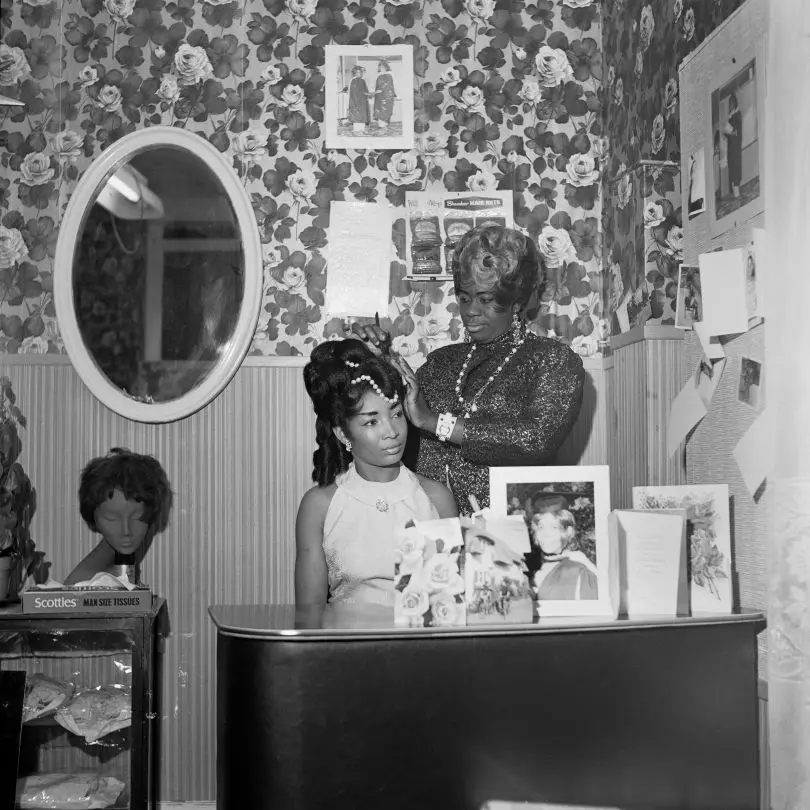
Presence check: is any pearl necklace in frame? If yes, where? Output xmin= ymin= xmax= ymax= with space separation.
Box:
xmin=454 ymin=333 xmax=526 ymax=418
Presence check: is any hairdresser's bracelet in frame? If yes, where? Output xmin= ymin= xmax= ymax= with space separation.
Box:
xmin=436 ymin=412 xmax=457 ymax=443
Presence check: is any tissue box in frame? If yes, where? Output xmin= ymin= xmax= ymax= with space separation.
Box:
xmin=394 ymin=518 xmax=466 ymax=627
xmin=22 ymin=587 xmax=152 ymax=615
xmin=463 ymin=514 xmax=534 ymax=624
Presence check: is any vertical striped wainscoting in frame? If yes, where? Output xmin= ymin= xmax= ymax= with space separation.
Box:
xmin=1 ymin=353 xmax=609 ymax=802
xmin=609 ymin=328 xmax=689 ymax=508
xmin=0 ymin=357 xmax=314 ymax=802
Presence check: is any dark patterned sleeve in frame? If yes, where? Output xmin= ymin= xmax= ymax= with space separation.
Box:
xmin=461 ymin=342 xmax=585 ymax=467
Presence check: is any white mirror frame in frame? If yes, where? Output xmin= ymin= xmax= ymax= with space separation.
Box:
xmin=55 ymin=126 xmax=262 ymax=423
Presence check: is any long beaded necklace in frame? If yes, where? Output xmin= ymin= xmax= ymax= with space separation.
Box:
xmin=454 ymin=332 xmax=527 ymax=418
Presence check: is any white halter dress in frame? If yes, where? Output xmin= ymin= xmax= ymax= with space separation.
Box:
xmin=323 ymin=463 xmax=439 ymax=605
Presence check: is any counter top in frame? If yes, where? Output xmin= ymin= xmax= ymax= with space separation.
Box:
xmin=208 ymin=603 xmax=766 ymax=641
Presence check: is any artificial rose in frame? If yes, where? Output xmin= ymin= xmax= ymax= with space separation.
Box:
xmin=395 ymin=530 xmax=426 ymax=573
xmin=634 ymin=51 xmax=643 ymax=77
xmin=52 ymin=129 xmax=84 ymax=162
xmin=537 ymin=225 xmax=577 ymax=269
xmin=683 ymin=7 xmax=695 ymax=40
xmin=639 ymin=5 xmax=655 ymax=51
xmin=616 ymin=167 xmax=632 ymax=210
xmin=398 ymin=585 xmax=429 ymax=617
xmin=673 ymin=0 xmax=683 ymax=21
xmin=387 ymin=151 xmax=422 ymax=186
xmin=78 ymin=66 xmax=98 ymax=88
xmin=287 ymin=0 xmax=317 ymax=15
xmin=465 ymin=0 xmax=495 ymax=23
xmin=21 ymin=336 xmax=48 ymax=354
xmin=95 ymin=84 xmax=122 ymax=112
xmin=572 ymin=334 xmax=598 ymax=357
xmin=234 ymin=129 xmax=268 ymax=161
xmin=260 ymin=65 xmax=283 ymax=85
xmin=279 ymin=83 xmax=305 ymax=111
xmin=156 ymin=76 xmax=180 ymax=103
xmin=613 ymin=77 xmax=624 ymax=107
xmin=566 ymin=153 xmax=600 ymax=187
xmin=460 ymin=85 xmax=485 ymax=114
xmin=429 ymin=592 xmax=462 ymax=626
xmin=466 ymin=170 xmax=498 ymax=192
xmin=535 ymin=46 xmax=574 ymax=88
xmin=287 ymin=170 xmax=316 ymax=199
xmin=279 ymin=266 xmax=307 ymax=293
xmin=0 ymin=227 xmax=28 ymax=269
xmin=104 ymin=0 xmax=135 ymax=23
xmin=416 ymin=311 xmax=452 ymax=351
xmin=650 ymin=113 xmax=666 ymax=154
xmin=665 ymin=225 xmax=684 ymax=256
xmin=20 ymin=152 xmax=54 ymax=185
xmin=439 ymin=67 xmax=462 ymax=87
xmin=513 ymin=46 xmax=527 ymax=61
xmin=423 ymin=553 xmax=464 ymax=594
xmin=391 ymin=334 xmax=423 ymax=364
xmin=174 ymin=43 xmax=213 ymax=86
xmin=0 ymin=46 xmax=30 ymax=84
xmin=643 ymin=201 xmax=665 ymax=228
xmin=417 ymin=133 xmax=447 ymax=159
xmin=518 ymin=76 xmax=542 ymax=104
xmin=664 ymin=78 xmax=678 ymax=117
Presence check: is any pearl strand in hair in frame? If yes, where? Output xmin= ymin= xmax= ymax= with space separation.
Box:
xmin=350 ymin=375 xmax=400 ymax=406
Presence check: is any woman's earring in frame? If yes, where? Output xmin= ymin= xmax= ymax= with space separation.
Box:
xmin=464 ymin=327 xmax=471 ymax=343
xmin=344 ymin=440 xmax=352 ymax=453
xmin=512 ymin=311 xmax=523 ymax=343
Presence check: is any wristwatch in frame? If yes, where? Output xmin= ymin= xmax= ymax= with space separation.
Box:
xmin=436 ymin=412 xmax=457 ymax=443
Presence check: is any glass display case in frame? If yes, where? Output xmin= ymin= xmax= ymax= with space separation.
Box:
xmin=0 ymin=598 xmax=165 ymax=810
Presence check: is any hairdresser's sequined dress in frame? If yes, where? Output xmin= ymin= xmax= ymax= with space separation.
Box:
xmin=415 ymin=331 xmax=584 ymax=515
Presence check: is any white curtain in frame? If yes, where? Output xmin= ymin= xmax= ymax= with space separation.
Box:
xmin=765 ymin=3 xmax=810 ymax=809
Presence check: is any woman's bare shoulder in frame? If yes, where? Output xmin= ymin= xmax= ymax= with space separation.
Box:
xmin=417 ymin=474 xmax=458 ymax=518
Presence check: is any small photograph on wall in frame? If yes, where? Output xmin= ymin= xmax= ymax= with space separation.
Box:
xmin=325 ymin=45 xmax=414 ymax=150
xmin=738 ymin=356 xmax=764 ymax=412
xmin=709 ymin=56 xmax=763 ymax=237
xmin=687 ymin=148 xmax=706 ymax=219
xmin=674 ymin=264 xmax=702 ymax=329
xmin=489 ymin=465 xmax=613 ymax=617
xmin=744 ymin=244 xmax=761 ymax=325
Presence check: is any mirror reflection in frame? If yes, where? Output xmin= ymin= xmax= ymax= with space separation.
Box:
xmin=73 ymin=146 xmax=244 ymax=404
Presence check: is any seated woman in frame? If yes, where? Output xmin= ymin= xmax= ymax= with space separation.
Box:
xmin=295 ymin=339 xmax=457 ymax=608
xmin=528 ymin=496 xmax=597 ymax=601
xmin=65 ymin=448 xmax=173 ymax=586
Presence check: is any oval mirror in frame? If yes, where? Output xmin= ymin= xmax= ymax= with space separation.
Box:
xmin=55 ymin=127 xmax=262 ymax=423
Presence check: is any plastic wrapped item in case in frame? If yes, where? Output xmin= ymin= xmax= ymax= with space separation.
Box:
xmin=16 ymin=773 xmax=125 ymax=809
xmin=55 ymin=685 xmax=132 ymax=744
xmin=23 ymin=674 xmax=75 ymax=724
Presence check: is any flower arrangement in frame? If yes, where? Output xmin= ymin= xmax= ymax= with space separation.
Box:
xmin=394 ymin=518 xmax=465 ymax=628
xmin=0 ymin=376 xmax=45 ymax=599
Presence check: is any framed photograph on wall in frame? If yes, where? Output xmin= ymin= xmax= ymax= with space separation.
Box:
xmin=706 ymin=44 xmax=766 ymax=238
xmin=674 ymin=263 xmax=702 ymax=329
xmin=324 ymin=45 xmax=414 ymax=150
xmin=489 ymin=465 xmax=613 ymax=617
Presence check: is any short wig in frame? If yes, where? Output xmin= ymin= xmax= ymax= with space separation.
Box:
xmin=79 ymin=447 xmax=173 ymax=534
xmin=450 ymin=225 xmax=543 ymax=312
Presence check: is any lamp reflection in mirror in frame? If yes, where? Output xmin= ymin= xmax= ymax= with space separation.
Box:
xmin=54 ymin=126 xmax=262 ymax=424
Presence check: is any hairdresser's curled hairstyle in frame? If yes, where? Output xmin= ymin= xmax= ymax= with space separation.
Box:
xmin=450 ymin=225 xmax=543 ymax=313
xmin=80 ymin=447 xmax=173 ymax=534
xmin=303 ymin=339 xmax=405 ymax=487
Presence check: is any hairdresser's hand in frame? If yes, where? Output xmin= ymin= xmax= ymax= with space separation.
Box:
xmin=389 ymin=354 xmax=436 ymax=433
xmin=351 ymin=322 xmax=390 ymax=355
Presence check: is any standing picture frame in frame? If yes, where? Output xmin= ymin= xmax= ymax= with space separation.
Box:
xmin=489 ymin=465 xmax=613 ymax=617
xmin=324 ymin=45 xmax=414 ymax=150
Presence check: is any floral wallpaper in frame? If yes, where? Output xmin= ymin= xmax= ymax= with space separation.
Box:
xmin=601 ymin=0 xmax=744 ymax=333
xmin=0 ymin=0 xmax=605 ymax=363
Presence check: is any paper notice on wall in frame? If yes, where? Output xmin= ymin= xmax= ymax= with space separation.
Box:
xmin=698 ymin=249 xmax=749 ymax=337
xmin=733 ymin=409 xmax=774 ymax=497
xmin=667 ymin=375 xmax=708 ymax=458
xmin=326 ymin=201 xmax=392 ymax=317
xmin=694 ymin=321 xmax=725 ymax=360
xmin=404 ymin=191 xmax=513 ymax=279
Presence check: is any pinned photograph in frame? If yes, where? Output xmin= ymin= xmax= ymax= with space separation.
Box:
xmin=744 ymin=244 xmax=760 ymax=324
xmin=687 ymin=148 xmax=706 ymax=219
xmin=325 ymin=45 xmax=414 ymax=150
xmin=709 ymin=55 xmax=764 ymax=236
xmin=738 ymin=356 xmax=764 ymax=412
xmin=674 ymin=264 xmax=702 ymax=329
xmin=694 ymin=356 xmax=725 ymax=408
xmin=490 ymin=466 xmax=613 ymax=617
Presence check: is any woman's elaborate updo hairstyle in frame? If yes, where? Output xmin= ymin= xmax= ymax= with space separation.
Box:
xmin=450 ymin=225 xmax=543 ymax=313
xmin=303 ymin=338 xmax=406 ymax=486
